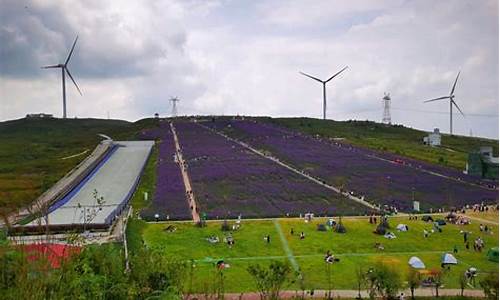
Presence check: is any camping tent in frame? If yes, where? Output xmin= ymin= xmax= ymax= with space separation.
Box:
xmin=441 ymin=253 xmax=458 ymax=265
xmin=421 ymin=215 xmax=434 ymax=222
xmin=435 ymin=219 xmax=446 ymax=226
xmin=396 ymin=224 xmax=408 ymax=231
xmin=487 ymin=248 xmax=499 ymax=262
xmin=408 ymin=256 xmax=425 ymax=269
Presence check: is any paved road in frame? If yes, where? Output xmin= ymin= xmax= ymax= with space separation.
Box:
xmin=188 ymin=288 xmax=484 ymax=299
xmin=171 ymin=123 xmax=200 ymax=222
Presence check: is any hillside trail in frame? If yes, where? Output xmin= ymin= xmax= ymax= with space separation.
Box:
xmin=170 ymin=122 xmax=200 ymax=223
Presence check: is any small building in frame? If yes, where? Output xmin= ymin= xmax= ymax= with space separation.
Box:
xmin=466 ymin=146 xmax=499 ymax=180
xmin=26 ymin=113 xmax=53 ymax=119
xmin=423 ymin=128 xmax=441 ymax=147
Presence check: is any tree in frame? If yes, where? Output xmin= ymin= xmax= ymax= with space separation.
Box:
xmin=247 ymin=261 xmax=293 ymax=300
xmin=406 ymin=268 xmax=420 ymax=299
xmin=355 ymin=265 xmax=366 ymax=299
xmin=432 ymin=270 xmax=446 ymax=298
xmin=365 ymin=263 xmax=402 ymax=300
xmin=458 ymin=271 xmax=467 ymax=297
xmin=480 ymin=272 xmax=499 ymax=300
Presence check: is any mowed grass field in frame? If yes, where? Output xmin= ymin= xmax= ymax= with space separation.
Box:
xmin=139 ymin=216 xmax=499 ymax=292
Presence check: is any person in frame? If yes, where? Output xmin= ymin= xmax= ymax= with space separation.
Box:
xmin=463 ymin=231 xmax=468 ymax=243
xmin=453 ymin=245 xmax=458 ymax=254
xmin=399 ymin=292 xmax=405 ymax=300
xmin=290 ymin=228 xmax=294 ymax=236
xmin=266 ymin=235 xmax=271 ymax=244
xmin=479 ymin=224 xmax=484 ymax=232
xmin=484 ymin=225 xmax=489 ymax=233
xmin=300 ymin=232 xmax=305 ymax=240
xmin=423 ymin=229 xmax=429 ymax=238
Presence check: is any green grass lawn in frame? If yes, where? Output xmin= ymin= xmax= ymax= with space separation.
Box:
xmin=139 ymin=216 xmax=498 ymax=292
xmin=129 ymin=142 xmax=158 ymax=211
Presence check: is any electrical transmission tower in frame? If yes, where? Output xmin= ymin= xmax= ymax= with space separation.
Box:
xmin=382 ymin=92 xmax=391 ymax=125
xmin=170 ymin=97 xmax=180 ymax=118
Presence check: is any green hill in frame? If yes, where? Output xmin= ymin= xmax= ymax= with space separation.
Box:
xmin=0 ymin=116 xmax=497 ymax=218
xmin=269 ymin=117 xmax=498 ymax=171
xmin=0 ymin=117 xmax=159 ymax=216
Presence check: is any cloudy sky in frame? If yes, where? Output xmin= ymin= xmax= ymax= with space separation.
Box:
xmin=0 ymin=0 xmax=498 ymax=138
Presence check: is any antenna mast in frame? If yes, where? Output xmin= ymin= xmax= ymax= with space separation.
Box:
xmin=382 ymin=93 xmax=391 ymax=125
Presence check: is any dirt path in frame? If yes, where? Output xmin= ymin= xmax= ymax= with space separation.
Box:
xmin=170 ymin=122 xmax=200 ymax=223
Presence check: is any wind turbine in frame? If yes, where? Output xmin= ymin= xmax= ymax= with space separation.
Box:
xmin=423 ymin=71 xmax=465 ymax=135
xmin=299 ymin=66 xmax=348 ymax=120
xmin=42 ymin=36 xmax=82 ymax=119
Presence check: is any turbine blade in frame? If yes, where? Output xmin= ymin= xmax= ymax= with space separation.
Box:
xmin=452 ymin=100 xmax=465 ymax=117
xmin=65 ymin=68 xmax=82 ymax=96
xmin=64 ymin=35 xmax=79 ymax=65
xmin=423 ymin=96 xmax=450 ymax=103
xmin=299 ymin=71 xmax=323 ymax=83
xmin=41 ymin=65 xmax=60 ymax=69
xmin=450 ymin=71 xmax=460 ymax=96
xmin=325 ymin=66 xmax=348 ymax=83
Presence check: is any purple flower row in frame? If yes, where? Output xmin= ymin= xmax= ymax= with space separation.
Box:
xmin=139 ymin=122 xmax=191 ymax=221
xmin=204 ymin=119 xmax=497 ymax=212
xmin=174 ymin=122 xmax=369 ymax=219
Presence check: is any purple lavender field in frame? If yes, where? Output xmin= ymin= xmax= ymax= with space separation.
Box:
xmin=139 ymin=122 xmax=191 ymax=221
xmin=174 ymin=122 xmax=369 ymax=219
xmin=204 ymin=119 xmax=498 ymax=212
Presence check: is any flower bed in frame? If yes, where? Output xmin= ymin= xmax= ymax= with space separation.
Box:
xmin=139 ymin=122 xmax=190 ymax=220
xmin=174 ymin=122 xmax=369 ymax=219
xmin=204 ymin=119 xmax=498 ymax=212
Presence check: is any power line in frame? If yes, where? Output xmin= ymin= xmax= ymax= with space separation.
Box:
xmin=392 ymin=107 xmax=499 ymax=118
xmin=340 ymin=107 xmax=498 ymax=118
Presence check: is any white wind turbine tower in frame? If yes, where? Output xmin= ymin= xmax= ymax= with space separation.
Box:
xmin=299 ymin=66 xmax=348 ymax=120
xmin=423 ymin=71 xmax=465 ymax=135
xmin=42 ymin=36 xmax=82 ymax=119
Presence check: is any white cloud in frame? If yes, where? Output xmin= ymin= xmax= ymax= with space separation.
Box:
xmin=0 ymin=0 xmax=498 ymax=138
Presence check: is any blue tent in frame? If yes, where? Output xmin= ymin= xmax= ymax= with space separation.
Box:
xmin=408 ymin=256 xmax=425 ymax=269
xmin=441 ymin=253 xmax=458 ymax=265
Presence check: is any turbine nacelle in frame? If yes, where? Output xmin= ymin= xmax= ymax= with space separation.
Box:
xmin=422 ymin=71 xmax=465 ymax=135
xmin=41 ymin=36 xmax=82 ymax=118
xmin=299 ymin=66 xmax=348 ymax=120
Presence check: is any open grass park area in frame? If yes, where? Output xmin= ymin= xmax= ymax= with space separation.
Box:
xmin=137 ymin=215 xmax=499 ymax=293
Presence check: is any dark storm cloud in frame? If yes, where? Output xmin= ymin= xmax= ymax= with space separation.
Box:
xmin=0 ymin=0 xmax=186 ymax=79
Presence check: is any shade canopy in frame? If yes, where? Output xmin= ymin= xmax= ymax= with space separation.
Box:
xmin=441 ymin=253 xmax=458 ymax=265
xmin=408 ymin=256 xmax=426 ymax=269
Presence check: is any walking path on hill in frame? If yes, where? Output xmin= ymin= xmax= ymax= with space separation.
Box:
xmin=197 ymin=123 xmax=378 ymax=211
xmin=170 ymin=123 xmax=200 ymax=223
xmin=458 ymin=214 xmax=498 ymax=225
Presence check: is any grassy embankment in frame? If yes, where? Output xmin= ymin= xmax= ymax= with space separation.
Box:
xmin=0 ymin=117 xmax=159 ymax=215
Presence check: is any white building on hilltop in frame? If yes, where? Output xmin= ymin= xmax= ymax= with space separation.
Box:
xmin=423 ymin=128 xmax=441 ymax=147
